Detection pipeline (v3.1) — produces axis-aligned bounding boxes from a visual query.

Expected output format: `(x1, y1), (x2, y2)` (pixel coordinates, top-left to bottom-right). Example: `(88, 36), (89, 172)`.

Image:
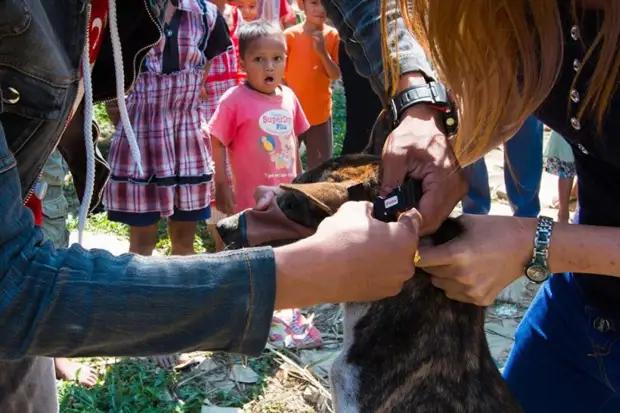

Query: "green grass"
(57, 89), (347, 412)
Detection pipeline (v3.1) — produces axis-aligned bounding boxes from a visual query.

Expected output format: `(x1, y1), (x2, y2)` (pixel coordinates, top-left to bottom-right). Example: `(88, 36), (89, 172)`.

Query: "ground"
(56, 87), (569, 413)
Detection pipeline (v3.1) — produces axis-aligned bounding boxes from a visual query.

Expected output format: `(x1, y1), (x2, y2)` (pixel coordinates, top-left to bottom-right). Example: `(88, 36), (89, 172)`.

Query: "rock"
(229, 364), (259, 384)
(299, 349), (339, 378)
(303, 387), (320, 404)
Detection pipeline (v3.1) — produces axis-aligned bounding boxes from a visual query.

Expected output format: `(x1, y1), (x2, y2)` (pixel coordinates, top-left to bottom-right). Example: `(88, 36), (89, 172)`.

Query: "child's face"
(302, 0), (326, 26)
(241, 34), (287, 95)
(236, 0), (259, 21)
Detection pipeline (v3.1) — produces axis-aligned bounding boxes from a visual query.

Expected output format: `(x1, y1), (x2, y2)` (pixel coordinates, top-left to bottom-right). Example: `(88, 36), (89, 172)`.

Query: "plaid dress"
(203, 5), (244, 223)
(104, 0), (230, 217)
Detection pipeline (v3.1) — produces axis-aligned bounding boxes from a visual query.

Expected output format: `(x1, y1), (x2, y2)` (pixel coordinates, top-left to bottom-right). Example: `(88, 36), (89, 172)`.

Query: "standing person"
(407, 1), (620, 411)
(284, 0), (340, 169)
(544, 129), (578, 223)
(208, 20), (310, 214)
(202, 0), (245, 250)
(103, 0), (233, 368)
(40, 150), (99, 387)
(462, 116), (544, 218)
(104, 0), (231, 258)
(338, 40), (384, 155)
(233, 0), (295, 27)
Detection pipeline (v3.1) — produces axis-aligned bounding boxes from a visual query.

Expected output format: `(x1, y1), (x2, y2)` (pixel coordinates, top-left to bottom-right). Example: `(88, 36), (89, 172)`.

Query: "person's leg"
(339, 41), (384, 155)
(107, 211), (160, 255)
(40, 150), (99, 388)
(167, 205), (211, 256)
(503, 116), (543, 218)
(557, 176), (574, 223)
(503, 273), (620, 412)
(462, 159), (492, 215)
(300, 119), (333, 169)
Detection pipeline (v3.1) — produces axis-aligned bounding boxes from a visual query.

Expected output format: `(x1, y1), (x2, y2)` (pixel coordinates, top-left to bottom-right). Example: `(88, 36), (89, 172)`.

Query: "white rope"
(108, 0), (144, 175)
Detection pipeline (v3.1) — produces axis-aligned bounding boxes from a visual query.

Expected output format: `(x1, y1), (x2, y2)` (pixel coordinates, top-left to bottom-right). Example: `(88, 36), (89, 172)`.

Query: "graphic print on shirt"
(258, 109), (296, 176)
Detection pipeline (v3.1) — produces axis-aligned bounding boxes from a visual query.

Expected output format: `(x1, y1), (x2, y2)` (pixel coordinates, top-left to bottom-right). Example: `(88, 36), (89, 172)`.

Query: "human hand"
(311, 30), (326, 54)
(381, 103), (467, 236)
(274, 201), (421, 309)
(253, 185), (284, 210)
(215, 182), (235, 215)
(417, 214), (537, 306)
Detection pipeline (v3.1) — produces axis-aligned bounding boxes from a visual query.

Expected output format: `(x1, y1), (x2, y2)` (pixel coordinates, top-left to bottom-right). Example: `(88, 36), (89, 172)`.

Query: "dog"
(216, 152), (523, 413)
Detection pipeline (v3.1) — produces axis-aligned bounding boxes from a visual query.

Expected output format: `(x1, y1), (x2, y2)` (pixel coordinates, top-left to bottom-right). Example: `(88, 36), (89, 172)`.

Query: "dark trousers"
(338, 41), (384, 155)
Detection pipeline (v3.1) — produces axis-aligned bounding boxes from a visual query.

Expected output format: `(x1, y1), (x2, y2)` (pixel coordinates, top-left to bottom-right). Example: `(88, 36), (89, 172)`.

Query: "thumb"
(417, 241), (455, 267)
(380, 133), (407, 196)
(396, 208), (422, 238)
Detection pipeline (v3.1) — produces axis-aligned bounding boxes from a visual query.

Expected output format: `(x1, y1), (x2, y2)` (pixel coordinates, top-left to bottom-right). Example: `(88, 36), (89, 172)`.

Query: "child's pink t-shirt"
(208, 84), (310, 212)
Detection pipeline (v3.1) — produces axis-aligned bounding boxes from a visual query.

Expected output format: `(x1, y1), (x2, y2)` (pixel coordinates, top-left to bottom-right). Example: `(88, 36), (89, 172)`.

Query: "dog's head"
(216, 153), (461, 249)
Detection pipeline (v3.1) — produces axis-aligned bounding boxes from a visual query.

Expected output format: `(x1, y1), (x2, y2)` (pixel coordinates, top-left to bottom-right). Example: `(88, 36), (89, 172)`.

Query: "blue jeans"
(503, 273), (620, 412)
(462, 116), (543, 217)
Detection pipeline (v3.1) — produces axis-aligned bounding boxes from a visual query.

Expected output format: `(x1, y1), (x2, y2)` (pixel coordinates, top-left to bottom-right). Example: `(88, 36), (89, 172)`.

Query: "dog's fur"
(217, 112), (522, 412)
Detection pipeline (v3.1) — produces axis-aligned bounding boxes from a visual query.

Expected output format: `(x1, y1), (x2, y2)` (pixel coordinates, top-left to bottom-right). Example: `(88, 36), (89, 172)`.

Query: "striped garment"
(104, 0), (230, 217)
(203, 5), (244, 224)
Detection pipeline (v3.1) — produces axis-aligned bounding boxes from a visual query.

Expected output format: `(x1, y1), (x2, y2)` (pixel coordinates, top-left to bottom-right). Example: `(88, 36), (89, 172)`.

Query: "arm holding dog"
(420, 215), (620, 306)
(322, 0), (468, 235)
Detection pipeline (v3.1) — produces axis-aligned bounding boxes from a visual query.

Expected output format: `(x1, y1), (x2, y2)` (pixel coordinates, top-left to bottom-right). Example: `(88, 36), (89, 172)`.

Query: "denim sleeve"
(0, 126), (276, 359)
(323, 0), (435, 103)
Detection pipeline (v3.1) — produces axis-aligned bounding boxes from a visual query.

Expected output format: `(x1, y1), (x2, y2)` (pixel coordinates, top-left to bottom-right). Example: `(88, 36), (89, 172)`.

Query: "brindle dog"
(217, 153), (522, 413)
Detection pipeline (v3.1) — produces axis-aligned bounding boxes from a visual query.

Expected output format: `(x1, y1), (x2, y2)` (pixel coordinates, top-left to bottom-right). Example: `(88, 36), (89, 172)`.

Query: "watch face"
(526, 265), (549, 283)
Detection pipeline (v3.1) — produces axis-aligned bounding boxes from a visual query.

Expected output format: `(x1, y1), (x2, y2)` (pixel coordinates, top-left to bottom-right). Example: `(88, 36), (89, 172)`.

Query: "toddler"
(103, 0), (231, 367)
(284, 0), (340, 169)
(208, 20), (310, 214)
(234, 0), (296, 27)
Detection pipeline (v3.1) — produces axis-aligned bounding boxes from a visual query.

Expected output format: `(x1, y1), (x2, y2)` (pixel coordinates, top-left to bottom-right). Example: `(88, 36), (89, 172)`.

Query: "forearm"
(318, 50), (341, 80)
(212, 136), (228, 183)
(0, 144), (275, 359)
(1, 244), (276, 359)
(516, 218), (620, 277)
(322, 0), (434, 102)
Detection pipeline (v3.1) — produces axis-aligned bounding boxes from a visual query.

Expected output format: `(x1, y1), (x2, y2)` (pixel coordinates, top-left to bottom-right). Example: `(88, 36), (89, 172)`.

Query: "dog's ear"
(279, 182), (351, 215)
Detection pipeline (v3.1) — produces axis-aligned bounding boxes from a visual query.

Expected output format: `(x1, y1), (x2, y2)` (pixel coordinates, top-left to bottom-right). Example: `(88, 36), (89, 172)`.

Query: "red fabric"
(25, 196), (43, 227)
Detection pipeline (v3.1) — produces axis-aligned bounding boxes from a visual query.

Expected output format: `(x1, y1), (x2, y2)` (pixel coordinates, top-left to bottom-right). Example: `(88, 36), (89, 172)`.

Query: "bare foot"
(150, 354), (180, 369)
(55, 358), (98, 388)
(150, 354), (198, 370)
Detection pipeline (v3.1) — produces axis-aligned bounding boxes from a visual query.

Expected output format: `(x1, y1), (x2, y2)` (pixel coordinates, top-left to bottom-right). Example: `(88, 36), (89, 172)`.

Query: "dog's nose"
(216, 213), (247, 250)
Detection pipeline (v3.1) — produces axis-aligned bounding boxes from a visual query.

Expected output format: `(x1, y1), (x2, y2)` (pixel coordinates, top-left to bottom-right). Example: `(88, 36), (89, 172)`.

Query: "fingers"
(336, 200), (373, 217)
(380, 133), (407, 196)
(254, 186), (280, 210)
(417, 242), (455, 267)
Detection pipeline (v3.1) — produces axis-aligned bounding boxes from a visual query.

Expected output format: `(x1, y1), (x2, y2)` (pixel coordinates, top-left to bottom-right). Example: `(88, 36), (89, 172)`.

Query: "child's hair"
(237, 20), (283, 59)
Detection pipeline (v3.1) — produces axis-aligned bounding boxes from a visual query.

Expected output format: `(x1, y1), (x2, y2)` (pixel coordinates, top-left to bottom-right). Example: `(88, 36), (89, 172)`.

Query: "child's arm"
(312, 31), (340, 81)
(201, 61), (213, 101)
(211, 137), (236, 215)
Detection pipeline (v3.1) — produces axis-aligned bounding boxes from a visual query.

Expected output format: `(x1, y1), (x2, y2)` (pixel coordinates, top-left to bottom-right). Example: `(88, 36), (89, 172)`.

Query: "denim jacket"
(0, 0), (430, 411)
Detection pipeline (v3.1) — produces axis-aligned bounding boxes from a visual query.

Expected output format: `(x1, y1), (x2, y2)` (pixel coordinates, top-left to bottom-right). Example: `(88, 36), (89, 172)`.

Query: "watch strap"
(389, 81), (458, 135)
(525, 216), (554, 283)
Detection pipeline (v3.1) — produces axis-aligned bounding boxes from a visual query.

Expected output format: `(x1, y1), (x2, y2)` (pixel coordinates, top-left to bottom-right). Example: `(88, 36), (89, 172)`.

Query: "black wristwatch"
(388, 81), (458, 136)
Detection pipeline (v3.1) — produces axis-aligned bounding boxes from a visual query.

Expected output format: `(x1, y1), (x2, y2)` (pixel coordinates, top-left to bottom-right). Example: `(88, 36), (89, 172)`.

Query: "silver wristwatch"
(524, 216), (554, 283)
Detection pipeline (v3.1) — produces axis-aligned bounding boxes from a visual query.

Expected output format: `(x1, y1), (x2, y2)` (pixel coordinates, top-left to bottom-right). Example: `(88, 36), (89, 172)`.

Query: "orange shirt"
(284, 23), (340, 126)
